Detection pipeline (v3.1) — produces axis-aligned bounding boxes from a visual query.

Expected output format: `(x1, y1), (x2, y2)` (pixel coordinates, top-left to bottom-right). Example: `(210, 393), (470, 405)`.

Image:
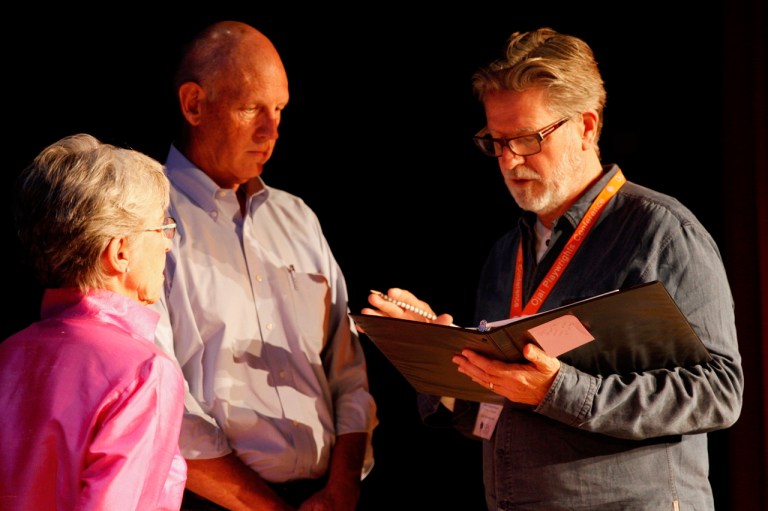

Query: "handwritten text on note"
(526, 314), (594, 357)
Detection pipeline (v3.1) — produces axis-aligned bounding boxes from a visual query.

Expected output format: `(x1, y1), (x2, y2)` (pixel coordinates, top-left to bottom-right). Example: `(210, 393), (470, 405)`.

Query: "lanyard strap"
(510, 170), (626, 318)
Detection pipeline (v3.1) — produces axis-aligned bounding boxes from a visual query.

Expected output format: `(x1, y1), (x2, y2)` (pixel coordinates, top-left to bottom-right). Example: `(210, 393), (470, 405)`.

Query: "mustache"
(504, 166), (540, 180)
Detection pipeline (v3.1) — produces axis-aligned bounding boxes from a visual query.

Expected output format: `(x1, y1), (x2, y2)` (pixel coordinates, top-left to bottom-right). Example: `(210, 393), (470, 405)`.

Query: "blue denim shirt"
(419, 165), (743, 510)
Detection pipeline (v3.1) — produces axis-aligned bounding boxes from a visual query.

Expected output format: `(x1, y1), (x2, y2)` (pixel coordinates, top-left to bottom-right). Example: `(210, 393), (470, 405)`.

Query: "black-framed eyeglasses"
(144, 217), (177, 239)
(472, 117), (570, 158)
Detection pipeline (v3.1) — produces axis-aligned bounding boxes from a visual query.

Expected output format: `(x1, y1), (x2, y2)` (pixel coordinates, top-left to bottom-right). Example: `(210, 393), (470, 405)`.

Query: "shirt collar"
(40, 288), (160, 344)
(560, 164), (622, 229)
(165, 144), (269, 214)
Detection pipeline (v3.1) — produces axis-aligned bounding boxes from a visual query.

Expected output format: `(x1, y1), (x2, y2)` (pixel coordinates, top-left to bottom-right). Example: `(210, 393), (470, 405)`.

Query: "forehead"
(146, 206), (167, 222)
(216, 53), (289, 103)
(483, 88), (553, 132)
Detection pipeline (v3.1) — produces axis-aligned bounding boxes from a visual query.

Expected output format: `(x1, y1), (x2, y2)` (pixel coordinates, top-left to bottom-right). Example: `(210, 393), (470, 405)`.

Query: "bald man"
(152, 21), (378, 511)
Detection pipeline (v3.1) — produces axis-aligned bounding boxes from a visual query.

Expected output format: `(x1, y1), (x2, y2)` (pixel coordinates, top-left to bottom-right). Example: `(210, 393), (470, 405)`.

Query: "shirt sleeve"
(78, 355), (187, 511)
(315, 232), (379, 475)
(152, 285), (233, 460)
(538, 219), (743, 440)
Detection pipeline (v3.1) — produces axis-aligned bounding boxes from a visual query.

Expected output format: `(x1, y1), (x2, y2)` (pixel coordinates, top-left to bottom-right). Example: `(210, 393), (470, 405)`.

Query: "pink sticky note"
(526, 314), (594, 357)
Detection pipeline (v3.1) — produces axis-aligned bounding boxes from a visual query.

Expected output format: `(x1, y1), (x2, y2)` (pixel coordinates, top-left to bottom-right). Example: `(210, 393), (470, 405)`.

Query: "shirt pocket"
(283, 266), (331, 350)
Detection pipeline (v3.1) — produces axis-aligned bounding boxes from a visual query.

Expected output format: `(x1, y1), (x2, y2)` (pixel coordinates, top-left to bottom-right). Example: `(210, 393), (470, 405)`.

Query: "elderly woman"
(0, 134), (186, 510)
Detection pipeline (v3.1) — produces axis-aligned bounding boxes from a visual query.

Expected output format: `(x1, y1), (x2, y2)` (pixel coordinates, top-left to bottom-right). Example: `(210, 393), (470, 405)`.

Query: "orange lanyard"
(510, 170), (626, 318)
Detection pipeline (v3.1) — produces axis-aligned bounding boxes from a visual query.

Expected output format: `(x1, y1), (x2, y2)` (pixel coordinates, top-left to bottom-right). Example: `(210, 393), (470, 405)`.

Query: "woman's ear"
(103, 237), (130, 275)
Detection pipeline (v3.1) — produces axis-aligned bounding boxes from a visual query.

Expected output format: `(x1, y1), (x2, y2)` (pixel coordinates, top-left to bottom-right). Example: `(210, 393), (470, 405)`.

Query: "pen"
(370, 290), (437, 321)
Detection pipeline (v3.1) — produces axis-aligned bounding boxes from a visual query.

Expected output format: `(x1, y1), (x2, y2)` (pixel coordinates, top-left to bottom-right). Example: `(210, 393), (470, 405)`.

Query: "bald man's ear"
(178, 82), (204, 126)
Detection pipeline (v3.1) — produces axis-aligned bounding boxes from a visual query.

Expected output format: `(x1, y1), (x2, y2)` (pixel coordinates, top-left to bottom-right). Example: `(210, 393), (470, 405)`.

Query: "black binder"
(351, 281), (712, 403)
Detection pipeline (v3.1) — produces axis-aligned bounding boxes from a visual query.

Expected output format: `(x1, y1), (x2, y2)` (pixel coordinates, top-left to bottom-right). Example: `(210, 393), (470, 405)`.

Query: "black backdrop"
(4, 4), (761, 509)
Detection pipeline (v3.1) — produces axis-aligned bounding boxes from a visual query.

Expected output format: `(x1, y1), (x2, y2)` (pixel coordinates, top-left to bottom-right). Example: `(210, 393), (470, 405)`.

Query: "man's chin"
(243, 161), (265, 178)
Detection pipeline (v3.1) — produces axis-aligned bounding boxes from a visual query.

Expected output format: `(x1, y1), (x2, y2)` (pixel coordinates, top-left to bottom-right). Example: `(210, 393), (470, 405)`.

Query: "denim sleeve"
(537, 219), (743, 440)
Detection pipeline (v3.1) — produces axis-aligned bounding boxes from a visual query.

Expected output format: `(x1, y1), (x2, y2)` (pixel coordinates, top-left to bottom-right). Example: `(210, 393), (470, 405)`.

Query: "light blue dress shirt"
(153, 145), (378, 483)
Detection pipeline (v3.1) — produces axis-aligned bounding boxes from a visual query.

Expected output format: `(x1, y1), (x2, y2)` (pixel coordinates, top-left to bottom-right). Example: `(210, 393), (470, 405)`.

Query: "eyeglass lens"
(162, 217), (176, 239)
(473, 118), (569, 158)
(474, 135), (542, 157)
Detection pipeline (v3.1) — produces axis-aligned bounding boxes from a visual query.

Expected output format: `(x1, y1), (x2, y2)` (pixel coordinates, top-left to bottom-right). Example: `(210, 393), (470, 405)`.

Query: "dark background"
(4, 3), (765, 510)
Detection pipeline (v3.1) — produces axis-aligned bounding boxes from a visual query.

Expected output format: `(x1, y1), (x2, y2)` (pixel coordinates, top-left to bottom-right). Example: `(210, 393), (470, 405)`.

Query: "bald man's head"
(172, 21), (290, 188)
(174, 21), (285, 99)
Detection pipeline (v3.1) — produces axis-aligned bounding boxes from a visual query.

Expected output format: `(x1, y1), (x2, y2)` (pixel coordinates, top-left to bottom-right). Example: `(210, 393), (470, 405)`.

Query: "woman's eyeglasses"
(144, 217), (177, 239)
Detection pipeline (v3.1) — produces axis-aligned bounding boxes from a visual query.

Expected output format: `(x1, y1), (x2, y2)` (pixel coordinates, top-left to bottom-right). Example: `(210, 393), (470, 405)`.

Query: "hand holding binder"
(351, 281), (712, 403)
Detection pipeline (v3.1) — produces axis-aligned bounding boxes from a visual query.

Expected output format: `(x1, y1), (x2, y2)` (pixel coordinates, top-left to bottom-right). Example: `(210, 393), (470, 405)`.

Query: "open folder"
(351, 281), (712, 403)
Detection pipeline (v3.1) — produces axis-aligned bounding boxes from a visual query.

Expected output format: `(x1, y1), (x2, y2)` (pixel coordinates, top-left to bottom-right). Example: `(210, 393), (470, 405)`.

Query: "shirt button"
(266, 323), (274, 331)
(256, 274), (263, 282)
(210, 211), (218, 219)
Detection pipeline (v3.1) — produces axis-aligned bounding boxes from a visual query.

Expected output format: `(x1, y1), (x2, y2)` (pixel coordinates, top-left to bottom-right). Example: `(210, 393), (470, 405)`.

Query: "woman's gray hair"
(13, 133), (169, 292)
(472, 27), (607, 148)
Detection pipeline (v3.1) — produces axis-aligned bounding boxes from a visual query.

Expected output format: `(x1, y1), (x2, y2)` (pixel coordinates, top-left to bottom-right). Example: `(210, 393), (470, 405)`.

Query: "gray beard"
(511, 147), (583, 218)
